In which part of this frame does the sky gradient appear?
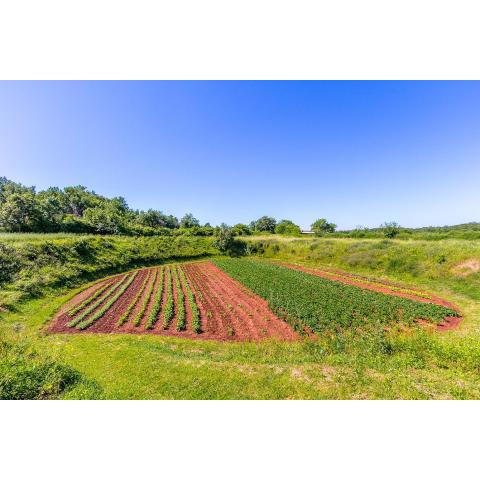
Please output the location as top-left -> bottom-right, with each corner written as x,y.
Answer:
0,81 -> 479,230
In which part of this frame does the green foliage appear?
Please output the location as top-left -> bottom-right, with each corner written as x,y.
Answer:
0,336 -> 101,400
162,267 -> 174,328
232,223 -> 251,236
213,226 -> 247,256
311,218 -> 336,235
132,270 -> 157,327
250,216 -> 277,233
178,266 -> 201,333
146,267 -> 164,329
275,219 -> 301,236
381,221 -> 401,239
180,213 -> 200,229
0,192 -> 41,232
76,272 -> 139,330
0,177 -> 207,236
137,209 -> 179,229
68,281 -> 112,316
213,226 -> 235,252
0,243 -> 22,285
67,275 -> 129,327
173,266 -> 186,331
212,258 -> 458,333
119,271 -> 151,327
0,235 -> 214,308
82,204 -> 127,234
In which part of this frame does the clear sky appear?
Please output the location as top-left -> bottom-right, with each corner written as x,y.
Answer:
0,81 -> 479,229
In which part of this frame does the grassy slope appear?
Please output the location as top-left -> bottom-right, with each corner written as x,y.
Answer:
2,234 -> 480,399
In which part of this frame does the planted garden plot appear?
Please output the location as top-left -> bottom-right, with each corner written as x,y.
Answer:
50,258 -> 461,340
211,258 -> 461,334
49,262 -> 299,341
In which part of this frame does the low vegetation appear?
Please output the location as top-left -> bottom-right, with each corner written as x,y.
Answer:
212,258 -> 458,333
179,266 -> 201,333
146,267 -> 165,330
133,269 -> 157,327
162,268 -> 174,329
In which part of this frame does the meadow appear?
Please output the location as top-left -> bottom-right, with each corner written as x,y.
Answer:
1,233 -> 480,399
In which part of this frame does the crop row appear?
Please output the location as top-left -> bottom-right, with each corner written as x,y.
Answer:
212,258 -> 459,333
146,267 -> 165,330
173,266 -> 186,331
68,280 -> 114,316
117,270 -> 151,327
67,274 -> 130,328
133,269 -> 158,327
178,266 -> 201,333
162,267 -> 174,329
63,264 -> 204,332
288,264 -> 433,300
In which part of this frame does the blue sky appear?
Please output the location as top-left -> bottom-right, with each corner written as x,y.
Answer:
0,81 -> 479,229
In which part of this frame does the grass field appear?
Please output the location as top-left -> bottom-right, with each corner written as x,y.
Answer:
1,235 -> 480,399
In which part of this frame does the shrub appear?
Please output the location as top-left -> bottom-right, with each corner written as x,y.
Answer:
0,243 -> 22,285
0,338 -> 84,399
381,221 -> 401,239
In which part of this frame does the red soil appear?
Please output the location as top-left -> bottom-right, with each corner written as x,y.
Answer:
49,261 -> 299,341
277,261 -> 462,330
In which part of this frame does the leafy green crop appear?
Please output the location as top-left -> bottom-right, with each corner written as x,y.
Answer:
146,267 -> 164,330
162,267 -> 174,329
68,281 -> 113,316
76,271 -> 139,330
173,266 -> 186,331
67,274 -> 129,328
178,265 -> 201,333
117,270 -> 151,327
132,269 -> 157,327
212,258 -> 459,334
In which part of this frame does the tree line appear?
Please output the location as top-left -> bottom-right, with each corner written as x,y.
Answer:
0,177 -> 338,237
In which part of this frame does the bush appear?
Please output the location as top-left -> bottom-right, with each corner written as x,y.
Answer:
213,227 -> 246,256
0,243 -> 22,285
0,338 -> 96,399
381,221 -> 401,239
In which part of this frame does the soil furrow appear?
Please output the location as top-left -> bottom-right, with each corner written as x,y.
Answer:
117,268 -> 154,332
87,269 -> 149,333
50,261 -> 301,341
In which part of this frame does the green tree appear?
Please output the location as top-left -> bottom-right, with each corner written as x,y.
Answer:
251,216 -> 277,233
63,186 -> 100,217
0,192 -> 41,232
83,204 -> 126,234
213,226 -> 246,256
137,209 -> 170,228
180,213 -> 200,228
275,219 -> 301,236
311,218 -> 336,236
36,187 -> 69,231
232,223 -> 251,236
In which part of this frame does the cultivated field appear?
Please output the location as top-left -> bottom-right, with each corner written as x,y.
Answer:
50,262 -> 298,341
51,259 -> 459,340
